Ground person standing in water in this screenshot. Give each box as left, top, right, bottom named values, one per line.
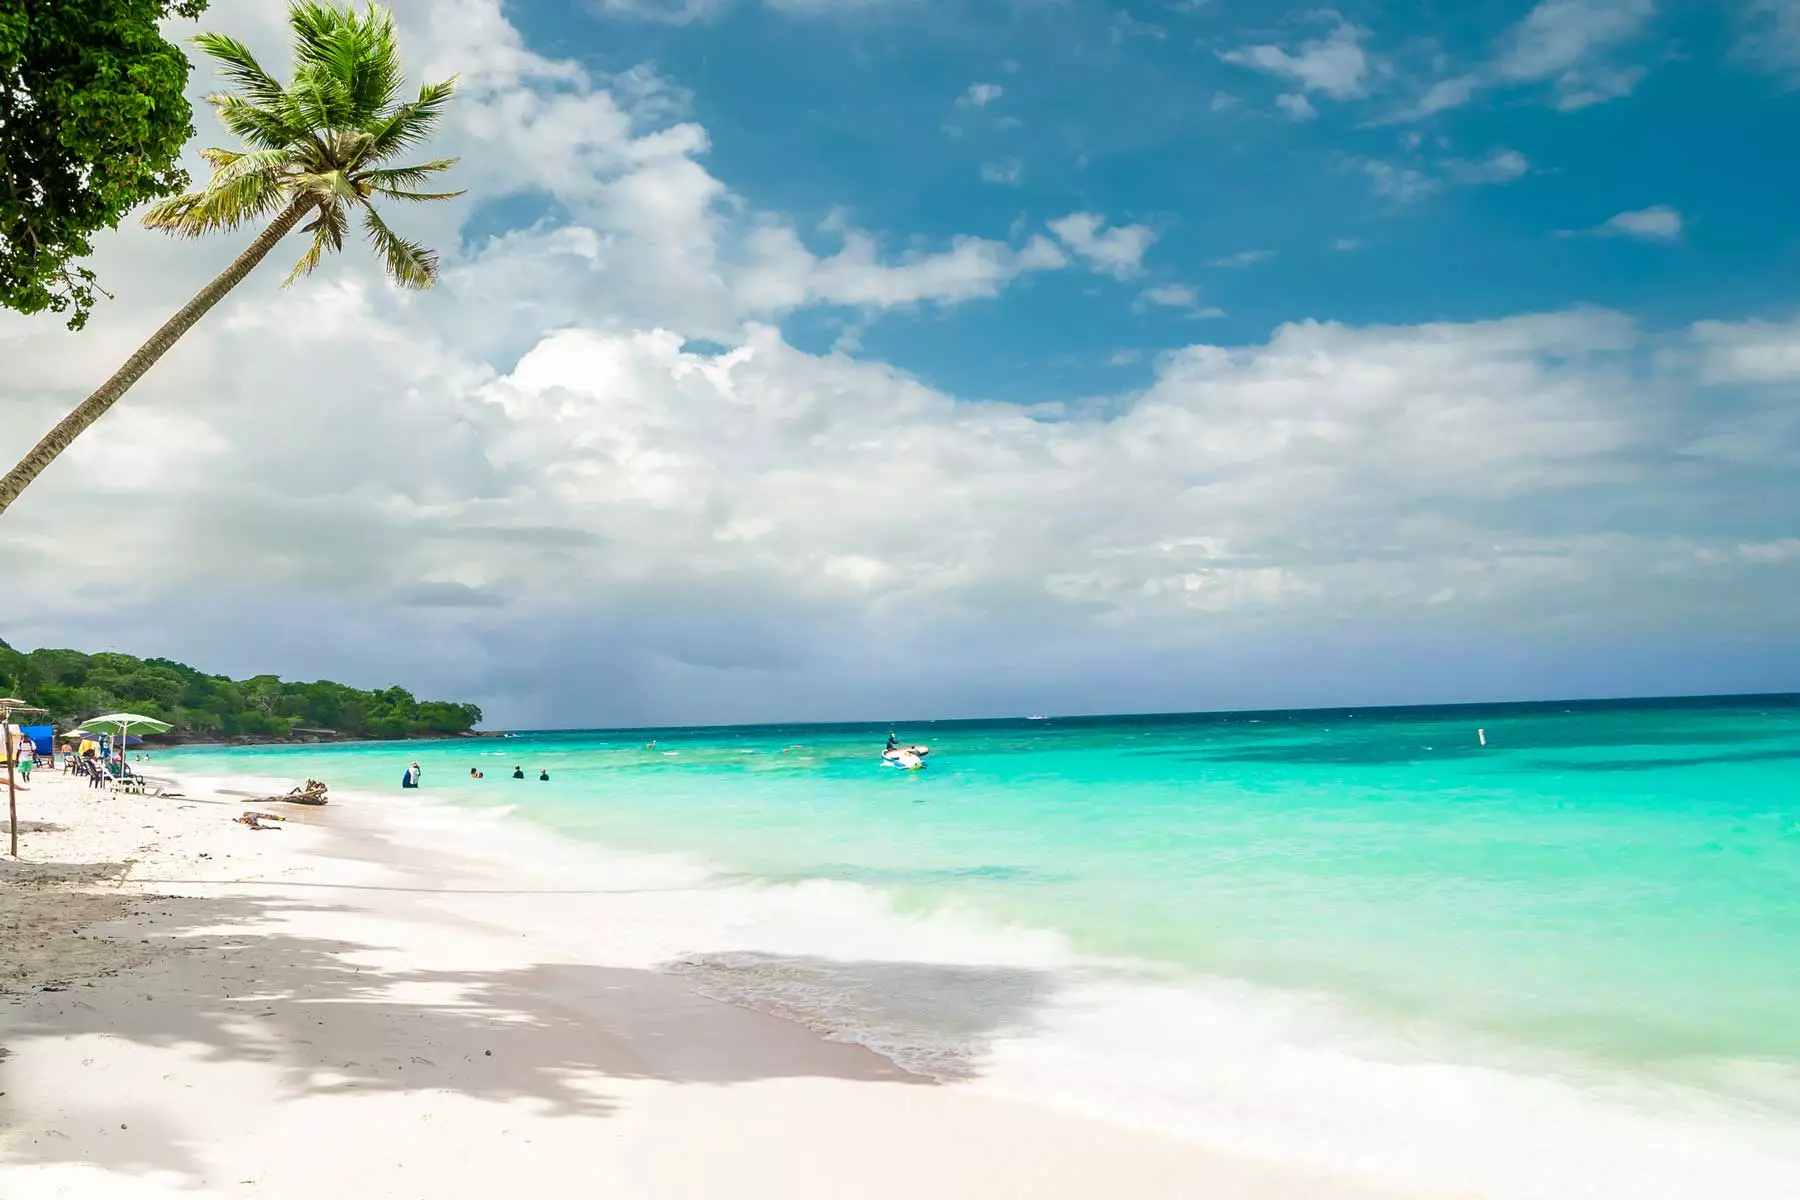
left=512, top=765, right=525, bottom=779
left=538, top=769, right=549, bottom=781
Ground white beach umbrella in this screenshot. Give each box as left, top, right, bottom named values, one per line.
left=81, top=712, right=173, bottom=750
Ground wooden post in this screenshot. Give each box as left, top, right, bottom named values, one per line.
left=4, top=704, right=17, bottom=859
left=2, top=701, right=47, bottom=859
left=5, top=736, right=15, bottom=859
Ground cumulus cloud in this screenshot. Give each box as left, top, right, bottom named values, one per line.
left=958, top=82, right=1004, bottom=107
left=1048, top=213, right=1157, bottom=279
left=980, top=159, right=1023, bottom=184
left=1138, top=284, right=1201, bottom=308
left=1356, top=160, right=1445, bottom=203
left=1558, top=205, right=1684, bottom=240
left=1211, top=249, right=1274, bottom=268
left=1444, top=148, right=1531, bottom=184
left=1353, top=148, right=1527, bottom=202
left=1390, top=0, right=1657, bottom=120
left=1222, top=18, right=1372, bottom=100
left=1275, top=92, right=1317, bottom=120
left=1689, top=315, right=1800, bottom=384
left=1602, top=205, right=1685, bottom=239
left=587, top=0, right=732, bottom=24
left=1737, top=0, right=1800, bottom=75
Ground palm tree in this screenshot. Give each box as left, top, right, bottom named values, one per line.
left=0, top=1, right=460, bottom=517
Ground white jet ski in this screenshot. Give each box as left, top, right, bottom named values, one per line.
left=881, top=743, right=930, bottom=769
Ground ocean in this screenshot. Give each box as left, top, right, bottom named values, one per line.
left=161, top=695, right=1800, bottom=1196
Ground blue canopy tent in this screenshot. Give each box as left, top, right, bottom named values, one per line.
left=21, top=725, right=53, bottom=755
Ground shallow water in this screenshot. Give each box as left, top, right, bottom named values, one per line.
left=164, top=695, right=1800, bottom=1195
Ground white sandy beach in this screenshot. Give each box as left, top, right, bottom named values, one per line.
left=0, top=768, right=1434, bottom=1200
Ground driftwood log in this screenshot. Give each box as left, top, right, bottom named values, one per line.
left=268, top=782, right=329, bottom=806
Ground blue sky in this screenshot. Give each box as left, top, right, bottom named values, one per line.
left=497, top=0, right=1800, bottom=402
left=2, top=0, right=1798, bottom=726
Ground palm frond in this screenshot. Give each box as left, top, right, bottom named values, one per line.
left=359, top=158, right=458, bottom=186
left=287, top=2, right=403, bottom=128
left=193, top=33, right=288, bottom=110
left=361, top=205, right=440, bottom=289
left=143, top=171, right=289, bottom=238
left=284, top=200, right=349, bottom=285
left=370, top=185, right=467, bottom=202
left=360, top=158, right=464, bottom=201
left=201, top=147, right=295, bottom=186
left=208, top=93, right=309, bottom=151
left=363, top=77, right=458, bottom=164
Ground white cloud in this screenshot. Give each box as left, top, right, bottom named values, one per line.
left=738, top=227, right=1071, bottom=310
left=1275, top=92, right=1317, bottom=120
left=1222, top=18, right=1372, bottom=99
left=1738, top=0, right=1800, bottom=75
left=980, top=159, right=1023, bottom=184
left=1496, top=0, right=1656, bottom=84
left=1211, top=249, right=1274, bottom=268
left=1048, top=213, right=1157, bottom=279
left=588, top=0, right=731, bottom=24
left=1210, top=92, right=1240, bottom=111
left=1444, top=148, right=1530, bottom=184
left=1357, top=160, right=1444, bottom=203
left=1333, top=238, right=1361, bottom=251
left=1407, top=73, right=1482, bottom=118
left=1139, top=284, right=1201, bottom=308
left=959, top=82, right=1004, bottom=108
left=1583, top=205, right=1684, bottom=240
left=1390, top=0, right=1657, bottom=119
left=5, top=249, right=1795, bottom=722
left=1689, top=315, right=1800, bottom=384
left=1354, top=148, right=1526, bottom=202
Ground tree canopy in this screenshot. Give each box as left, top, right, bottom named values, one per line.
left=0, top=0, right=209, bottom=328
left=0, top=637, right=482, bottom=740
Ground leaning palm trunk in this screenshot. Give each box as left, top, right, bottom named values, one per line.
left=0, top=198, right=315, bottom=517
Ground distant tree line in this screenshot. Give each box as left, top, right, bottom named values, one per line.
left=0, top=639, right=482, bottom=740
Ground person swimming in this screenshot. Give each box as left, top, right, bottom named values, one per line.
left=469, top=767, right=484, bottom=779
left=512, top=765, right=525, bottom=779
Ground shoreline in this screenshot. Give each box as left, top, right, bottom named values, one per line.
left=0, top=769, right=1425, bottom=1200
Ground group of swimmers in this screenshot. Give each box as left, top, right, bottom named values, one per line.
left=468, top=765, right=550, bottom=781
left=404, top=760, right=551, bottom=788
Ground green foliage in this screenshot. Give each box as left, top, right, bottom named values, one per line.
left=0, top=0, right=209, bottom=328
left=145, top=1, right=461, bottom=288
left=0, top=638, right=481, bottom=740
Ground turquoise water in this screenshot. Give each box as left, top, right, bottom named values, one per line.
left=162, top=695, right=1800, bottom=1100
